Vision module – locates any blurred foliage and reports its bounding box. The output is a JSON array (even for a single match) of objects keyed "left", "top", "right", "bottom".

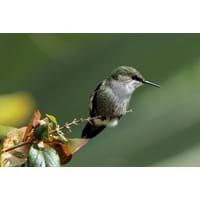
[
  {"left": 0, "top": 92, "right": 34, "bottom": 126},
  {"left": 1, "top": 34, "right": 200, "bottom": 166}
]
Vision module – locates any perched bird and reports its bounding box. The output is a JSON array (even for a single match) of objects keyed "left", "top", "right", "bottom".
[{"left": 81, "top": 66, "right": 160, "bottom": 139}]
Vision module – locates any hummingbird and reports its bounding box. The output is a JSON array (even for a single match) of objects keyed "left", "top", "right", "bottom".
[{"left": 81, "top": 66, "right": 160, "bottom": 139}]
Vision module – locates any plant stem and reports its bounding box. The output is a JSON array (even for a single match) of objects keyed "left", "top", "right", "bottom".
[{"left": 1, "top": 141, "right": 33, "bottom": 153}]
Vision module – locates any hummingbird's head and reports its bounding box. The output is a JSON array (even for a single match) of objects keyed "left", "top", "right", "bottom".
[{"left": 110, "top": 66, "right": 160, "bottom": 89}]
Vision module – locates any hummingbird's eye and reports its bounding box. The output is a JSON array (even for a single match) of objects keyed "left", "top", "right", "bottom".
[
  {"left": 132, "top": 75, "right": 138, "bottom": 80},
  {"left": 132, "top": 75, "right": 142, "bottom": 82}
]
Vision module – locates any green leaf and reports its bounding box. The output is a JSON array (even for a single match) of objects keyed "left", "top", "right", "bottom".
[
  {"left": 57, "top": 131, "right": 68, "bottom": 143},
  {"left": 46, "top": 114, "right": 58, "bottom": 127},
  {"left": 27, "top": 144, "right": 60, "bottom": 167},
  {"left": 33, "top": 124, "right": 49, "bottom": 142}
]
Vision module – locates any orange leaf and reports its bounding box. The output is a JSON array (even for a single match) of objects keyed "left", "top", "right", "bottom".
[
  {"left": 67, "top": 138, "right": 89, "bottom": 154},
  {"left": 47, "top": 138, "right": 89, "bottom": 165},
  {"left": 53, "top": 143, "right": 72, "bottom": 164},
  {"left": 25, "top": 110, "right": 41, "bottom": 134},
  {"left": 24, "top": 111, "right": 41, "bottom": 141}
]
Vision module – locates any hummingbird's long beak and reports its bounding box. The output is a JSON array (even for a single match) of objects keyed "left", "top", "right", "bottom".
[{"left": 143, "top": 80, "right": 160, "bottom": 88}]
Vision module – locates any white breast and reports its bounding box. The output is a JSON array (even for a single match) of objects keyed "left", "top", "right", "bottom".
[{"left": 93, "top": 118, "right": 119, "bottom": 127}]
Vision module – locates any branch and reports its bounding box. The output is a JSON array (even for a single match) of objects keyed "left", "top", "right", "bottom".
[
  {"left": 1, "top": 141, "right": 33, "bottom": 153},
  {"left": 2, "top": 115, "right": 101, "bottom": 154},
  {"left": 51, "top": 115, "right": 101, "bottom": 134}
]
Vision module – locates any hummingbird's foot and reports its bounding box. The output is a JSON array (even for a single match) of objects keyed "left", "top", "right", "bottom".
[
  {"left": 86, "top": 115, "right": 102, "bottom": 125},
  {"left": 126, "top": 109, "right": 133, "bottom": 114}
]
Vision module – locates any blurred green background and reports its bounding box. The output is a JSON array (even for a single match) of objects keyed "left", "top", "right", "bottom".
[{"left": 1, "top": 33, "right": 200, "bottom": 166}]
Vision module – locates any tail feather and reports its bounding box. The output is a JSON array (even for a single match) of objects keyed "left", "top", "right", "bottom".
[{"left": 81, "top": 122, "right": 105, "bottom": 139}]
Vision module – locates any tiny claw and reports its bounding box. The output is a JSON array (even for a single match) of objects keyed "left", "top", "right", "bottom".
[{"left": 126, "top": 109, "right": 133, "bottom": 113}]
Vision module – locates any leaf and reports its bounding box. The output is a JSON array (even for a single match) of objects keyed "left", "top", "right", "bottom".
[
  {"left": 67, "top": 138, "right": 89, "bottom": 154},
  {"left": 51, "top": 138, "right": 89, "bottom": 165},
  {"left": 25, "top": 111, "right": 41, "bottom": 135},
  {"left": 33, "top": 123, "right": 49, "bottom": 142},
  {"left": 1, "top": 128, "right": 30, "bottom": 167},
  {"left": 53, "top": 142, "right": 72, "bottom": 164},
  {"left": 27, "top": 144, "right": 60, "bottom": 167},
  {"left": 46, "top": 114, "right": 58, "bottom": 127}
]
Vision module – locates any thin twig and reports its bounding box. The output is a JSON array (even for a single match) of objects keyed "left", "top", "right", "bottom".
[
  {"left": 50, "top": 115, "right": 101, "bottom": 134},
  {"left": 126, "top": 109, "right": 133, "bottom": 113},
  {"left": 1, "top": 141, "right": 33, "bottom": 153}
]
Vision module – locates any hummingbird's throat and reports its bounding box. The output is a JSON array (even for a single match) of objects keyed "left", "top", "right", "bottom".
[
  {"left": 125, "top": 80, "right": 143, "bottom": 94},
  {"left": 111, "top": 79, "right": 142, "bottom": 97}
]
